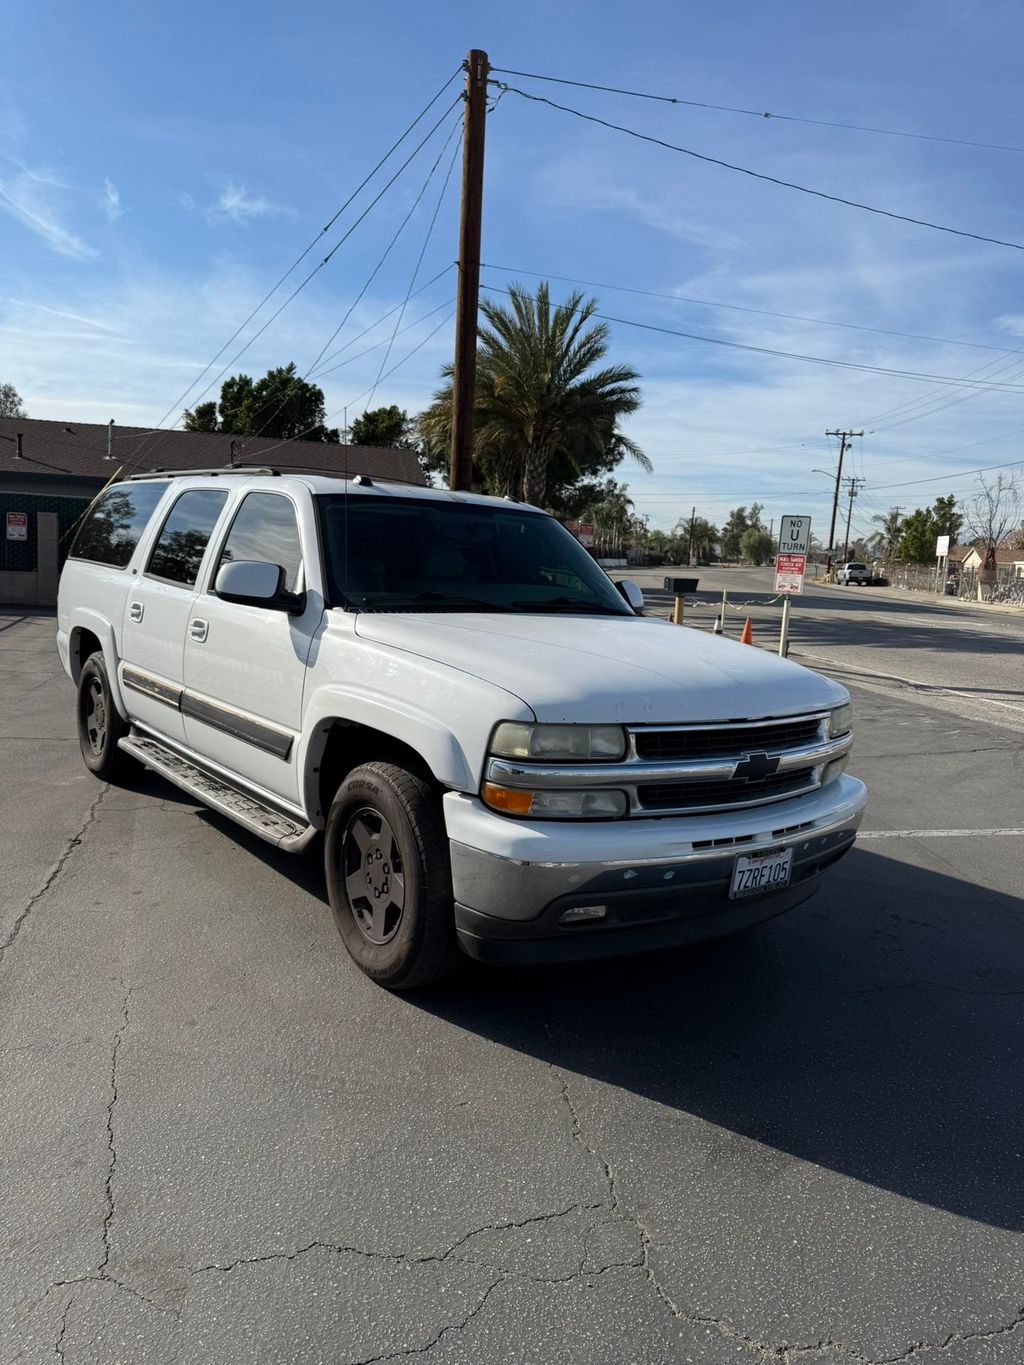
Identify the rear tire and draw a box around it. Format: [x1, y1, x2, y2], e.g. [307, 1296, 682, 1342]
[76, 652, 136, 783]
[324, 761, 462, 990]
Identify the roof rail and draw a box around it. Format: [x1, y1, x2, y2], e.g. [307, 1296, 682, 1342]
[121, 463, 427, 487]
[123, 465, 279, 481]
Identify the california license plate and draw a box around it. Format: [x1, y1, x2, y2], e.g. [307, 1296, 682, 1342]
[729, 846, 793, 899]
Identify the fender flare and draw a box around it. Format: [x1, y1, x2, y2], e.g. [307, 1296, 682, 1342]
[68, 609, 128, 719]
[298, 685, 477, 823]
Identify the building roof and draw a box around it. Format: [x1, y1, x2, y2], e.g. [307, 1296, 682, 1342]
[957, 543, 1022, 565]
[0, 417, 425, 486]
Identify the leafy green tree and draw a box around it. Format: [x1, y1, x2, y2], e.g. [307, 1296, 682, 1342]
[349, 405, 416, 448]
[720, 504, 764, 560]
[183, 364, 339, 442]
[0, 382, 27, 418]
[673, 513, 719, 562]
[740, 527, 774, 565]
[417, 282, 648, 507]
[896, 508, 936, 563]
[931, 493, 963, 544]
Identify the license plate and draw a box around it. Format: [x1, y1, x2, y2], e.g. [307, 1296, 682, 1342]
[729, 846, 793, 899]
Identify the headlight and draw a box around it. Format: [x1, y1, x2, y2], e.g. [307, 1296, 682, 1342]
[490, 722, 627, 762]
[829, 702, 853, 737]
[482, 783, 628, 820]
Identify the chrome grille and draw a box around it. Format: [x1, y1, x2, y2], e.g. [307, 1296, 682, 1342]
[633, 717, 822, 761]
[484, 709, 850, 819]
[637, 768, 817, 812]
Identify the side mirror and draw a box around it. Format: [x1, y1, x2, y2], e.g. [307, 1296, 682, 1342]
[214, 560, 304, 614]
[617, 579, 644, 612]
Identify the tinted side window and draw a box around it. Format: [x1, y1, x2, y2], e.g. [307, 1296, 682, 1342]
[70, 483, 167, 569]
[146, 489, 228, 587]
[215, 493, 303, 594]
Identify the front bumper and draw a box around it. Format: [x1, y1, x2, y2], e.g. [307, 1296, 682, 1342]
[443, 775, 866, 964]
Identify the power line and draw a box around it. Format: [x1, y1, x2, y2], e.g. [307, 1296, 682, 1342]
[253, 309, 455, 461]
[235, 116, 462, 454]
[362, 131, 462, 414]
[869, 456, 1024, 492]
[309, 265, 454, 379]
[481, 262, 1013, 354]
[492, 82, 1024, 252]
[125, 68, 463, 471]
[489, 66, 1024, 155]
[479, 284, 1024, 393]
[312, 295, 456, 380]
[173, 95, 462, 433]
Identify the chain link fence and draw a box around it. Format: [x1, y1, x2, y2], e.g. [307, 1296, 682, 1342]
[881, 558, 1022, 602]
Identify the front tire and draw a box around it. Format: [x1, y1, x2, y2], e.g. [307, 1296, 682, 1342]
[324, 762, 462, 989]
[76, 652, 135, 782]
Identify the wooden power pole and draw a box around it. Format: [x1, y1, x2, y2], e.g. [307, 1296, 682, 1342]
[824, 429, 863, 576]
[449, 49, 489, 492]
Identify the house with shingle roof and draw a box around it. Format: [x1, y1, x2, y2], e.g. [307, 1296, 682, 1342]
[0, 417, 425, 606]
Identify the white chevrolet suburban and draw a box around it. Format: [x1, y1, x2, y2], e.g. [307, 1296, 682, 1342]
[57, 469, 866, 988]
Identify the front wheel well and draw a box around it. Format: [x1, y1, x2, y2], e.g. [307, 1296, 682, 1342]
[315, 722, 439, 821]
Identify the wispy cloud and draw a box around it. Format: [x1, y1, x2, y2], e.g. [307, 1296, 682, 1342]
[8, 298, 121, 334]
[0, 167, 97, 259]
[102, 178, 125, 221]
[201, 180, 288, 225]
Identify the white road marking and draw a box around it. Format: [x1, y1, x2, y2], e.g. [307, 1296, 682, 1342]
[859, 828, 1024, 840]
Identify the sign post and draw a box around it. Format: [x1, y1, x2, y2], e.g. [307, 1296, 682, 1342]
[6, 511, 27, 541]
[577, 522, 595, 548]
[935, 533, 950, 594]
[774, 515, 811, 657]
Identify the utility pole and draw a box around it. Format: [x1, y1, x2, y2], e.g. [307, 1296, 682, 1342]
[842, 476, 866, 560]
[824, 430, 863, 577]
[449, 49, 489, 492]
[686, 504, 695, 565]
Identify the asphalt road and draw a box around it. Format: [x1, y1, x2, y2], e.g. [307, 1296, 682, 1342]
[632, 565, 1024, 736]
[3, 607, 1024, 1364]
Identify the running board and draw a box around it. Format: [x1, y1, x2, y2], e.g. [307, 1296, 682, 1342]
[118, 734, 317, 852]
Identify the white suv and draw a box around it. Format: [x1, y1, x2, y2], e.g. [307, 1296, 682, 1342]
[57, 470, 866, 988]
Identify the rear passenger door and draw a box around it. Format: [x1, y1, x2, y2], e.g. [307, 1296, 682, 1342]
[120, 488, 229, 744]
[181, 490, 321, 804]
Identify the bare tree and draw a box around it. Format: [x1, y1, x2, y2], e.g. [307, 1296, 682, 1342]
[963, 472, 1022, 566]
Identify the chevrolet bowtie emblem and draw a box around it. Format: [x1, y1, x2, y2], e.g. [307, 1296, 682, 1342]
[732, 751, 780, 782]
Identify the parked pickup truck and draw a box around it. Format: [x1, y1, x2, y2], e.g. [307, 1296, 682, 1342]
[836, 561, 871, 585]
[57, 470, 866, 988]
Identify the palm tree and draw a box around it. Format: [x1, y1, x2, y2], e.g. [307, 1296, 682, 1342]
[871, 508, 904, 559]
[418, 282, 648, 506]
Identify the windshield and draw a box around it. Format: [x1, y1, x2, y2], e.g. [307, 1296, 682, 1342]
[316, 495, 631, 615]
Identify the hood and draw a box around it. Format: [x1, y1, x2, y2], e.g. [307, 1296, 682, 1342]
[353, 612, 846, 724]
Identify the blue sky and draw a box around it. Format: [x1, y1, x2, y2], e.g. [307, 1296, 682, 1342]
[2, 0, 1023, 539]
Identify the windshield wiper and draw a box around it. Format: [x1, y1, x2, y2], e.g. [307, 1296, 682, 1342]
[509, 597, 626, 615]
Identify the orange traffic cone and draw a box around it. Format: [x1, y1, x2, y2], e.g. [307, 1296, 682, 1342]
[740, 617, 753, 645]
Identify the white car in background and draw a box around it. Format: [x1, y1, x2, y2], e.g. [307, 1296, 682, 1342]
[837, 562, 871, 585]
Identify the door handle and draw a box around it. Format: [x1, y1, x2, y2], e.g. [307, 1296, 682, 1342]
[189, 618, 209, 642]
[128, 602, 144, 622]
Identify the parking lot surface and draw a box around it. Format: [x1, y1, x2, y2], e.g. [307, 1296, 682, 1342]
[3, 609, 1023, 1363]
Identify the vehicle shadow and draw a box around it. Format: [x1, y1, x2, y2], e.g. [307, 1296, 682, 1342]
[413, 848, 1024, 1231]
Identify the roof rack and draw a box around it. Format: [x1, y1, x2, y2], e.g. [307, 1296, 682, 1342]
[124, 466, 277, 481]
[122, 464, 422, 486]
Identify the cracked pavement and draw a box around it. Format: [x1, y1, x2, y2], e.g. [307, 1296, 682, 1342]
[2, 612, 1023, 1363]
